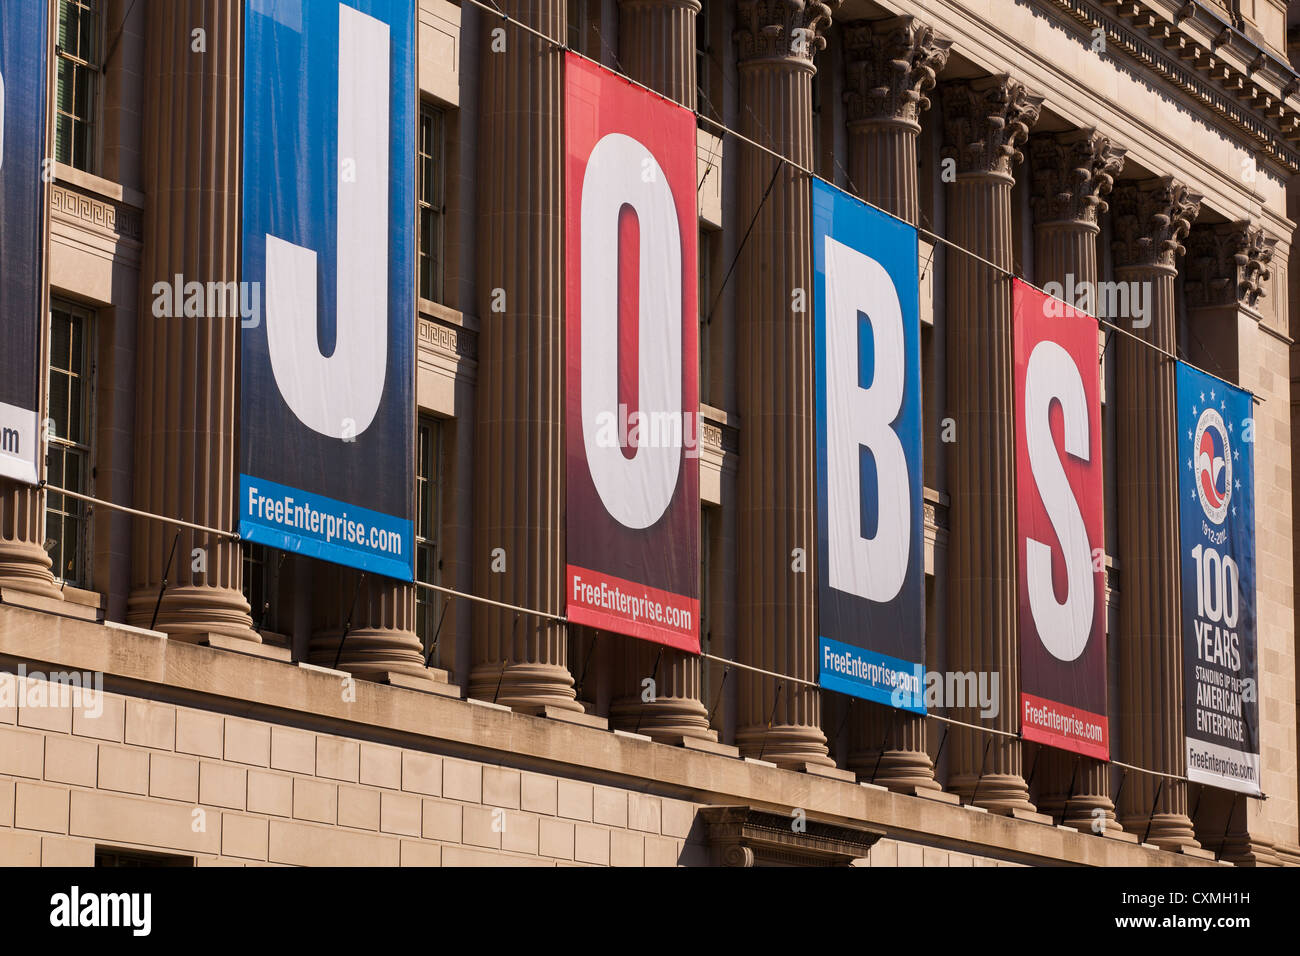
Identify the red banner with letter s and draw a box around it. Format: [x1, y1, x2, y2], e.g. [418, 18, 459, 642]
[1014, 280, 1108, 759]
[564, 54, 700, 653]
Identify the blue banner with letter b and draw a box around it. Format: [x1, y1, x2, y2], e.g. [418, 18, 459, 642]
[813, 181, 925, 712]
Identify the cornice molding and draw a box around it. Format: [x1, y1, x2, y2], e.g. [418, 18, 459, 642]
[1046, 0, 1300, 173]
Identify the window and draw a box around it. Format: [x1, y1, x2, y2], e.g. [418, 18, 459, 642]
[241, 543, 283, 634]
[699, 505, 717, 726]
[418, 105, 447, 304]
[46, 302, 94, 589]
[699, 228, 714, 404]
[415, 417, 445, 658]
[55, 0, 101, 172]
[95, 847, 193, 867]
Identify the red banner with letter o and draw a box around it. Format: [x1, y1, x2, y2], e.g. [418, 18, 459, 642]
[564, 55, 700, 653]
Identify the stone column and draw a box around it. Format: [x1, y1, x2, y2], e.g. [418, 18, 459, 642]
[733, 0, 838, 769]
[840, 15, 949, 792]
[0, 493, 60, 601]
[1109, 176, 1202, 850]
[940, 75, 1042, 813]
[309, 566, 431, 684]
[608, 0, 715, 741]
[127, 0, 257, 643]
[469, 0, 580, 714]
[1028, 129, 1127, 833]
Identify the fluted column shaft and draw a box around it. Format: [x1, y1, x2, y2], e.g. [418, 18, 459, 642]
[942, 77, 1042, 812]
[619, 0, 698, 103]
[606, 0, 713, 741]
[1029, 130, 1126, 832]
[732, 0, 837, 768]
[945, 172, 1027, 808]
[841, 16, 949, 792]
[1115, 268, 1193, 845]
[127, 0, 255, 642]
[469, 0, 579, 713]
[309, 566, 427, 681]
[1111, 176, 1202, 850]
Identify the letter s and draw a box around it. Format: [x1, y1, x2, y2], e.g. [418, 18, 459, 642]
[1025, 340, 1094, 661]
[264, 4, 389, 439]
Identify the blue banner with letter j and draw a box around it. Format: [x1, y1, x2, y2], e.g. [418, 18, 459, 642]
[240, 0, 415, 580]
[0, 1, 49, 486]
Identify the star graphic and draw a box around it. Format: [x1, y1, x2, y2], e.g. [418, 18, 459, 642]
[1187, 429, 1193, 440]
[1234, 449, 1239, 460]
[1220, 400, 1226, 411]
[1191, 488, 1197, 499]
[1200, 392, 1205, 403]
[1187, 458, 1193, 470]
[1232, 506, 1237, 518]
[1228, 422, 1234, 432]
[1235, 479, 1241, 491]
[1211, 389, 1216, 401]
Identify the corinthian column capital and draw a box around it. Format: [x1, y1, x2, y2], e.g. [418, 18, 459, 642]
[842, 16, 951, 128]
[1029, 129, 1127, 226]
[1185, 222, 1276, 310]
[941, 75, 1043, 177]
[1109, 176, 1202, 271]
[734, 0, 839, 67]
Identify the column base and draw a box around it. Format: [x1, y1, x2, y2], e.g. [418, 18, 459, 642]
[1215, 836, 1282, 867]
[736, 723, 834, 770]
[949, 772, 1037, 815]
[847, 748, 941, 792]
[610, 695, 717, 743]
[0, 540, 63, 601]
[469, 661, 583, 715]
[1039, 794, 1124, 835]
[127, 585, 259, 643]
[308, 626, 432, 683]
[1120, 811, 1201, 851]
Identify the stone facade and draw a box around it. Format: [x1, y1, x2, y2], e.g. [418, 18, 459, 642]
[1, 0, 1298, 866]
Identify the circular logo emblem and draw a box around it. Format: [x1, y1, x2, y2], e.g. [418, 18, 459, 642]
[1194, 408, 1232, 525]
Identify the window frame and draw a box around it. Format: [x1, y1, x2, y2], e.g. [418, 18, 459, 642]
[45, 299, 97, 590]
[415, 415, 445, 660]
[418, 102, 447, 305]
[54, 0, 104, 174]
